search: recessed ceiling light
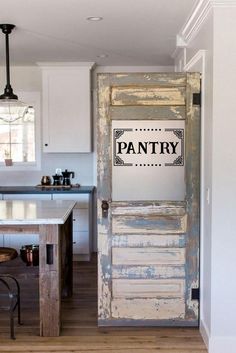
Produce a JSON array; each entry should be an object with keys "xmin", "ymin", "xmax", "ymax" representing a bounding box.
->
[
  {"xmin": 97, "ymin": 54, "xmax": 108, "ymax": 58},
  {"xmin": 87, "ymin": 16, "xmax": 103, "ymax": 21}
]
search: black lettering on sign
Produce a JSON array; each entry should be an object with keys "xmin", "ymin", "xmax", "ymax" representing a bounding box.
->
[{"xmin": 113, "ymin": 127, "xmax": 184, "ymax": 167}]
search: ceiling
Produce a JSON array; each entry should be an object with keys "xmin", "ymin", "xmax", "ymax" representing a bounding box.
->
[{"xmin": 0, "ymin": 0, "xmax": 197, "ymax": 66}]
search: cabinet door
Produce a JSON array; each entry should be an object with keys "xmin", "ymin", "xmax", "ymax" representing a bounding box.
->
[
  {"xmin": 41, "ymin": 66, "xmax": 92, "ymax": 153},
  {"xmin": 3, "ymin": 194, "xmax": 52, "ymax": 200},
  {"xmin": 73, "ymin": 231, "xmax": 89, "ymax": 254},
  {"xmin": 52, "ymin": 193, "xmax": 90, "ymax": 257},
  {"xmin": 73, "ymin": 208, "xmax": 89, "ymax": 232},
  {"xmin": 2, "ymin": 194, "xmax": 51, "ymax": 252}
]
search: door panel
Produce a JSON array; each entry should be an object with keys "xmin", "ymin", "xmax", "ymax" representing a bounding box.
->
[
  {"xmin": 111, "ymin": 120, "xmax": 185, "ymax": 201},
  {"xmin": 111, "ymin": 86, "xmax": 186, "ymax": 106},
  {"xmin": 97, "ymin": 73, "xmax": 200, "ymax": 326}
]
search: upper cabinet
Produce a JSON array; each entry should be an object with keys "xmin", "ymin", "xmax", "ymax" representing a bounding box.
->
[{"xmin": 38, "ymin": 62, "xmax": 95, "ymax": 153}]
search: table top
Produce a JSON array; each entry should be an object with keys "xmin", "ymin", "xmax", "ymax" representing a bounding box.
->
[{"xmin": 0, "ymin": 200, "xmax": 76, "ymax": 225}]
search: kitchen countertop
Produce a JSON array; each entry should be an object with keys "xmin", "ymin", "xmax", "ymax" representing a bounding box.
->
[
  {"xmin": 0, "ymin": 185, "xmax": 95, "ymax": 194},
  {"xmin": 0, "ymin": 199, "xmax": 76, "ymax": 224}
]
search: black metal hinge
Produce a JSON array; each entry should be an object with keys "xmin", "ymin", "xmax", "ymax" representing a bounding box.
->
[
  {"xmin": 191, "ymin": 288, "xmax": 200, "ymax": 300},
  {"xmin": 193, "ymin": 92, "xmax": 201, "ymax": 106}
]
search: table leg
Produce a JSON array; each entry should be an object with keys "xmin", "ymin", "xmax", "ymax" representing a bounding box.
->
[
  {"xmin": 39, "ymin": 224, "xmax": 61, "ymax": 337},
  {"xmin": 61, "ymin": 213, "xmax": 73, "ymax": 298}
]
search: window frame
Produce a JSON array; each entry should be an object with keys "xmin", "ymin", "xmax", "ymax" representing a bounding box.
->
[{"xmin": 0, "ymin": 91, "xmax": 41, "ymax": 171}]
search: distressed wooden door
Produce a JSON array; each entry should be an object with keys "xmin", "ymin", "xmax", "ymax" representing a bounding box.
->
[{"xmin": 97, "ymin": 73, "xmax": 200, "ymax": 326}]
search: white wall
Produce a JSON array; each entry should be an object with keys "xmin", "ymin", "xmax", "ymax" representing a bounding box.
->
[
  {"xmin": 175, "ymin": 3, "xmax": 236, "ymax": 353},
  {"xmin": 0, "ymin": 65, "xmax": 173, "ymax": 187},
  {"xmin": 0, "ymin": 65, "xmax": 173, "ymax": 252},
  {"xmin": 0, "ymin": 66, "xmax": 94, "ymax": 186},
  {"xmin": 209, "ymin": 6, "xmax": 236, "ymax": 351}
]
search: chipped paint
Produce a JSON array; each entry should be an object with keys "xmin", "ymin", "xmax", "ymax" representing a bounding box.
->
[
  {"xmin": 187, "ymin": 280, "xmax": 199, "ymax": 318},
  {"xmin": 112, "ymin": 248, "xmax": 185, "ymax": 266},
  {"xmin": 111, "ymin": 298, "xmax": 185, "ymax": 320},
  {"xmin": 112, "ymin": 279, "xmax": 185, "ymax": 298},
  {"xmin": 112, "ymin": 264, "xmax": 185, "ymax": 279},
  {"xmin": 112, "ymin": 234, "xmax": 186, "ymax": 248},
  {"xmin": 112, "ymin": 214, "xmax": 187, "ymax": 234},
  {"xmin": 97, "ymin": 73, "xmax": 200, "ymax": 325},
  {"xmin": 111, "ymin": 86, "xmax": 185, "ymax": 106}
]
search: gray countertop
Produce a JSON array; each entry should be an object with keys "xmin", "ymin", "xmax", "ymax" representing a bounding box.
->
[{"xmin": 0, "ymin": 185, "xmax": 95, "ymax": 194}]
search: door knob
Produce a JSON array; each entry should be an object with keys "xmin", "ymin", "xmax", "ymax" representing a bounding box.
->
[{"xmin": 101, "ymin": 200, "xmax": 109, "ymax": 218}]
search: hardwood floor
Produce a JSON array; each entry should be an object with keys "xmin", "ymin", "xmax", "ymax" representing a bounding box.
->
[{"xmin": 0, "ymin": 254, "xmax": 207, "ymax": 353}]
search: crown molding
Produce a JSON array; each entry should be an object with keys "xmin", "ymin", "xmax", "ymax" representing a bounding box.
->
[
  {"xmin": 37, "ymin": 62, "xmax": 96, "ymax": 70},
  {"xmin": 175, "ymin": 0, "xmax": 236, "ymax": 51}
]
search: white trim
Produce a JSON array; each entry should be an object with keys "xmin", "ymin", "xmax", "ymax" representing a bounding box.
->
[
  {"xmin": 209, "ymin": 336, "xmax": 236, "ymax": 353},
  {"xmin": 94, "ymin": 66, "xmax": 174, "ymax": 73},
  {"xmin": 0, "ymin": 91, "xmax": 41, "ymax": 171},
  {"xmin": 200, "ymin": 319, "xmax": 210, "ymax": 349},
  {"xmin": 175, "ymin": 0, "xmax": 236, "ymax": 50},
  {"xmin": 37, "ymin": 62, "xmax": 95, "ymax": 70},
  {"xmin": 184, "ymin": 49, "xmax": 206, "ymax": 71}
]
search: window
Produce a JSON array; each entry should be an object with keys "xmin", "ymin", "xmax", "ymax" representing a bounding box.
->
[
  {"xmin": 0, "ymin": 92, "xmax": 41, "ymax": 170},
  {"xmin": 0, "ymin": 106, "xmax": 35, "ymax": 162}
]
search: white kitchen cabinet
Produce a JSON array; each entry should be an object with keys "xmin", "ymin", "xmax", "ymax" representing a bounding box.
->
[
  {"xmin": 3, "ymin": 194, "xmax": 52, "ymax": 200},
  {"xmin": 52, "ymin": 194, "xmax": 92, "ymax": 261},
  {"xmin": 2, "ymin": 194, "xmax": 52, "ymax": 251},
  {"xmin": 39, "ymin": 62, "xmax": 94, "ymax": 153}
]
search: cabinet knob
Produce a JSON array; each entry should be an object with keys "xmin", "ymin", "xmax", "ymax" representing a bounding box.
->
[{"xmin": 44, "ymin": 143, "xmax": 48, "ymax": 147}]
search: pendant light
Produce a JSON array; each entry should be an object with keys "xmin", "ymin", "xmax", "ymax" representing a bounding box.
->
[{"xmin": 0, "ymin": 24, "xmax": 28, "ymax": 123}]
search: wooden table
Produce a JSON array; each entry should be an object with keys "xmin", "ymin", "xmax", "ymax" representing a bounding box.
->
[{"xmin": 0, "ymin": 199, "xmax": 76, "ymax": 337}]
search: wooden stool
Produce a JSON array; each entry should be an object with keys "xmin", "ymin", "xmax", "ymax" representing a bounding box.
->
[{"xmin": 0, "ymin": 247, "xmax": 21, "ymax": 339}]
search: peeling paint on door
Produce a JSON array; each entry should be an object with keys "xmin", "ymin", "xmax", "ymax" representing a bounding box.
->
[{"xmin": 97, "ymin": 73, "xmax": 200, "ymax": 326}]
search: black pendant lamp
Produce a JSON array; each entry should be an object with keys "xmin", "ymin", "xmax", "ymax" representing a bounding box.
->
[{"xmin": 0, "ymin": 24, "xmax": 28, "ymax": 122}]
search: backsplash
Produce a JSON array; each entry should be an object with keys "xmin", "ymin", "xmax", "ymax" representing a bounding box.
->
[{"xmin": 0, "ymin": 153, "xmax": 95, "ymax": 186}]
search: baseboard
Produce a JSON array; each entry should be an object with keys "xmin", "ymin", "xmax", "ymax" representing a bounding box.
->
[
  {"xmin": 200, "ymin": 319, "xmax": 210, "ymax": 349},
  {"xmin": 209, "ymin": 336, "xmax": 236, "ymax": 353}
]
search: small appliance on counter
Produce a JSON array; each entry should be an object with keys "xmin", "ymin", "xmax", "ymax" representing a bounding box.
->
[
  {"xmin": 41, "ymin": 176, "xmax": 52, "ymax": 186},
  {"xmin": 52, "ymin": 174, "xmax": 63, "ymax": 186},
  {"xmin": 61, "ymin": 169, "xmax": 75, "ymax": 186},
  {"xmin": 37, "ymin": 169, "xmax": 78, "ymax": 189}
]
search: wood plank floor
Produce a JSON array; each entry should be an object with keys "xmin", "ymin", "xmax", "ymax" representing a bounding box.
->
[{"xmin": 0, "ymin": 254, "xmax": 207, "ymax": 353}]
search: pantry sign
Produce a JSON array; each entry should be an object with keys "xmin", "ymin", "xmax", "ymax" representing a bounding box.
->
[{"xmin": 113, "ymin": 124, "xmax": 184, "ymax": 167}]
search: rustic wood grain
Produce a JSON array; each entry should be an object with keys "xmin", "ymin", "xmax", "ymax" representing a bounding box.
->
[
  {"xmin": 112, "ymin": 247, "xmax": 185, "ymax": 266},
  {"xmin": 111, "ymin": 201, "xmax": 186, "ymax": 216},
  {"xmin": 97, "ymin": 73, "xmax": 200, "ymax": 325},
  {"xmin": 111, "ymin": 105, "xmax": 186, "ymax": 120},
  {"xmin": 39, "ymin": 224, "xmax": 61, "ymax": 336},
  {"xmin": 112, "ymin": 264, "xmax": 185, "ymax": 279},
  {"xmin": 111, "ymin": 298, "xmax": 185, "ymax": 320},
  {"xmin": 111, "ymin": 86, "xmax": 186, "ymax": 106},
  {"xmin": 97, "ymin": 74, "xmax": 112, "ymax": 321},
  {"xmin": 112, "ymin": 214, "xmax": 187, "ymax": 235},
  {"xmin": 112, "ymin": 278, "xmax": 185, "ymax": 298},
  {"xmin": 0, "ymin": 255, "xmax": 207, "ymax": 353},
  {"xmin": 184, "ymin": 73, "xmax": 201, "ymax": 320},
  {"xmin": 112, "ymin": 233, "xmax": 186, "ymax": 248},
  {"xmin": 0, "ymin": 225, "xmax": 39, "ymax": 234}
]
